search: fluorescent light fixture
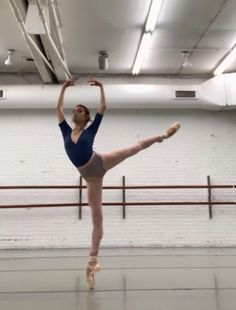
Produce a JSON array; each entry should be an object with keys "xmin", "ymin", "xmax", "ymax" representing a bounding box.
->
[
  {"xmin": 214, "ymin": 46, "xmax": 236, "ymax": 75},
  {"xmin": 132, "ymin": 0, "xmax": 164, "ymax": 75},
  {"xmin": 132, "ymin": 32, "xmax": 152, "ymax": 75},
  {"xmin": 145, "ymin": 0, "xmax": 164, "ymax": 32}
]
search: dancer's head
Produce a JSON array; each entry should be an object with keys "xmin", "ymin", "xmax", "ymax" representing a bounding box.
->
[{"xmin": 72, "ymin": 104, "xmax": 91, "ymax": 127}]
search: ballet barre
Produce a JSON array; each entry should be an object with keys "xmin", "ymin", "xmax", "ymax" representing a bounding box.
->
[{"xmin": 0, "ymin": 175, "xmax": 235, "ymax": 220}]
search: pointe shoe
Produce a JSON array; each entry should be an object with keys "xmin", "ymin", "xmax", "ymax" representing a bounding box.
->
[
  {"xmin": 86, "ymin": 256, "xmax": 101, "ymax": 289},
  {"xmin": 162, "ymin": 122, "xmax": 181, "ymax": 139}
]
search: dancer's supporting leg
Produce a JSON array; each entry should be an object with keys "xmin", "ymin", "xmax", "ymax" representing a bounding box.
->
[
  {"xmin": 85, "ymin": 177, "xmax": 103, "ymax": 289},
  {"xmin": 101, "ymin": 122, "xmax": 180, "ymax": 171}
]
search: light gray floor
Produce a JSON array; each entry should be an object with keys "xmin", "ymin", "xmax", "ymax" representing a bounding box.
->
[{"xmin": 0, "ymin": 247, "xmax": 236, "ymax": 310}]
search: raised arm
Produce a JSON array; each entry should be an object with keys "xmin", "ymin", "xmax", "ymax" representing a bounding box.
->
[
  {"xmin": 56, "ymin": 78, "xmax": 75, "ymax": 123},
  {"xmin": 88, "ymin": 77, "xmax": 107, "ymax": 114}
]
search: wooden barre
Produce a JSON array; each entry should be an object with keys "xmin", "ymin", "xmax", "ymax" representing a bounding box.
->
[
  {"xmin": 0, "ymin": 176, "xmax": 235, "ymax": 218},
  {"xmin": 0, "ymin": 185, "xmax": 236, "ymax": 189},
  {"xmin": 0, "ymin": 201, "xmax": 235, "ymax": 209}
]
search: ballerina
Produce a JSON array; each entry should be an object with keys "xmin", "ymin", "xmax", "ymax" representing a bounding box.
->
[{"xmin": 56, "ymin": 77, "xmax": 180, "ymax": 289}]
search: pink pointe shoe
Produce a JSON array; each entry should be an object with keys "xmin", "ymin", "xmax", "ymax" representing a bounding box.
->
[
  {"xmin": 162, "ymin": 122, "xmax": 181, "ymax": 139},
  {"xmin": 86, "ymin": 256, "xmax": 101, "ymax": 289}
]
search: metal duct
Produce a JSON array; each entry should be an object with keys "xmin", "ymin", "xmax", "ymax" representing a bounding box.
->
[{"xmin": 0, "ymin": 74, "xmax": 236, "ymax": 110}]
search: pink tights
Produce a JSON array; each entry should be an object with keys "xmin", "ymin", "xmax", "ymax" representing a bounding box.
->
[{"xmin": 85, "ymin": 134, "xmax": 163, "ymax": 256}]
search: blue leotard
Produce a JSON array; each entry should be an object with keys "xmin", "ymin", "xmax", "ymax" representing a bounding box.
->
[{"xmin": 59, "ymin": 112, "xmax": 103, "ymax": 167}]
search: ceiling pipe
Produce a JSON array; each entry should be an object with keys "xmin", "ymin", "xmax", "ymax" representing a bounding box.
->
[
  {"xmin": 49, "ymin": 0, "xmax": 68, "ymax": 66},
  {"xmin": 35, "ymin": 0, "xmax": 71, "ymax": 79},
  {"xmin": 1, "ymin": 75, "xmax": 236, "ymax": 110},
  {"xmin": 8, "ymin": 0, "xmax": 56, "ymax": 75}
]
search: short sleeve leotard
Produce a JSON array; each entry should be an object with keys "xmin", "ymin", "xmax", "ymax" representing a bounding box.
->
[{"xmin": 59, "ymin": 112, "xmax": 103, "ymax": 167}]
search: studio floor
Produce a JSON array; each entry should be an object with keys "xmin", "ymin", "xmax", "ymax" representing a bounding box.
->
[{"xmin": 0, "ymin": 247, "xmax": 236, "ymax": 310}]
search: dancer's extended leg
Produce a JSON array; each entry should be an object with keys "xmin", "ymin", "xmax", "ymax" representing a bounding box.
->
[
  {"xmin": 101, "ymin": 122, "xmax": 180, "ymax": 171},
  {"xmin": 85, "ymin": 177, "xmax": 103, "ymax": 288},
  {"xmin": 101, "ymin": 136, "xmax": 161, "ymax": 171}
]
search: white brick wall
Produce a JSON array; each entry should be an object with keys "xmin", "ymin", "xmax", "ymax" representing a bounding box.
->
[{"xmin": 0, "ymin": 108, "xmax": 236, "ymax": 249}]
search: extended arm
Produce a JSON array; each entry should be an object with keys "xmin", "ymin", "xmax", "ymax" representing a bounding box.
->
[
  {"xmin": 88, "ymin": 77, "xmax": 107, "ymax": 114},
  {"xmin": 56, "ymin": 79, "xmax": 75, "ymax": 123}
]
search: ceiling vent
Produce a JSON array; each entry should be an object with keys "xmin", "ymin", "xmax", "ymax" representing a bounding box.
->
[
  {"xmin": 0, "ymin": 90, "xmax": 6, "ymax": 99},
  {"xmin": 174, "ymin": 90, "xmax": 197, "ymax": 99}
]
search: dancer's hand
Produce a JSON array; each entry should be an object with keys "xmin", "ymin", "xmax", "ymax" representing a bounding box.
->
[
  {"xmin": 62, "ymin": 76, "xmax": 76, "ymax": 89},
  {"xmin": 88, "ymin": 77, "xmax": 103, "ymax": 87}
]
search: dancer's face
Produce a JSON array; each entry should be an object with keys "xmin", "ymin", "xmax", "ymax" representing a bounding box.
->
[{"xmin": 72, "ymin": 105, "xmax": 90, "ymax": 125}]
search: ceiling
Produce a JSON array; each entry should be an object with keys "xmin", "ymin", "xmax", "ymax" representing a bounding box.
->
[{"xmin": 0, "ymin": 0, "xmax": 236, "ymax": 85}]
